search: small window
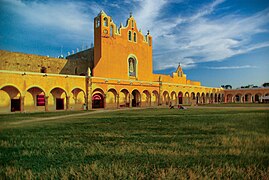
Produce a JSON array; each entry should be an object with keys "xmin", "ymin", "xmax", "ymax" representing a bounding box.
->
[
  {"xmin": 134, "ymin": 32, "xmax": 137, "ymax": 42},
  {"xmin": 132, "ymin": 20, "xmax": 134, "ymax": 28},
  {"xmin": 178, "ymin": 71, "xmax": 182, "ymax": 77},
  {"xmin": 103, "ymin": 17, "xmax": 108, "ymax": 27},
  {"xmin": 96, "ymin": 18, "xmax": 100, "ymax": 27},
  {"xmin": 37, "ymin": 95, "xmax": 45, "ymax": 106},
  {"xmin": 41, "ymin": 67, "xmax": 47, "ymax": 73},
  {"xmin": 128, "ymin": 31, "xmax": 132, "ymax": 41}
]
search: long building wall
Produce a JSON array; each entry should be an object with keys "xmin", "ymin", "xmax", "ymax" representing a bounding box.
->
[
  {"xmin": 0, "ymin": 70, "xmax": 87, "ymax": 113},
  {"xmin": 0, "ymin": 50, "xmax": 90, "ymax": 75},
  {"xmin": 0, "ymin": 70, "xmax": 224, "ymax": 113},
  {"xmin": 224, "ymin": 88, "xmax": 269, "ymax": 103}
]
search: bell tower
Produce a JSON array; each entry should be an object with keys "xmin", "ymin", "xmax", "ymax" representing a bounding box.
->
[
  {"xmin": 93, "ymin": 10, "xmax": 110, "ymax": 75},
  {"xmin": 93, "ymin": 10, "xmax": 153, "ymax": 80}
]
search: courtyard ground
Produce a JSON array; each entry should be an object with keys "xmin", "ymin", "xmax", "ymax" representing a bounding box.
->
[{"xmin": 0, "ymin": 106, "xmax": 268, "ymax": 179}]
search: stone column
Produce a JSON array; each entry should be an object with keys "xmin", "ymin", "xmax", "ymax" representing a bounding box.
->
[
  {"xmin": 104, "ymin": 94, "xmax": 107, "ymax": 109},
  {"xmin": 129, "ymin": 94, "xmax": 131, "ymax": 107},
  {"xmin": 159, "ymin": 80, "xmax": 163, "ymax": 106},
  {"xmin": 20, "ymin": 96, "xmax": 25, "ymax": 112},
  {"xmin": 66, "ymin": 96, "xmax": 70, "ymax": 110},
  {"xmin": 86, "ymin": 76, "xmax": 92, "ymax": 110},
  {"xmin": 45, "ymin": 96, "xmax": 49, "ymax": 112},
  {"xmin": 116, "ymin": 94, "xmax": 119, "ymax": 108}
]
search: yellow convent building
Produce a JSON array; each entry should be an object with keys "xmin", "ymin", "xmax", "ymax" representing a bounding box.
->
[{"xmin": 0, "ymin": 11, "xmax": 224, "ymax": 113}]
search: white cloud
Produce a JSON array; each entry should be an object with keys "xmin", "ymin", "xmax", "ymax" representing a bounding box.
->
[
  {"xmin": 2, "ymin": 0, "xmax": 100, "ymax": 44},
  {"xmin": 2, "ymin": 0, "xmax": 269, "ymax": 70},
  {"xmin": 130, "ymin": 0, "xmax": 269, "ymax": 70},
  {"xmin": 206, "ymin": 65, "xmax": 258, "ymax": 70}
]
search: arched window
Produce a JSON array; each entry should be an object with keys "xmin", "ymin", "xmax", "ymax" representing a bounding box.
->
[
  {"xmin": 128, "ymin": 57, "xmax": 136, "ymax": 77},
  {"xmin": 134, "ymin": 32, "xmax": 137, "ymax": 42},
  {"xmin": 96, "ymin": 18, "xmax": 100, "ymax": 28},
  {"xmin": 110, "ymin": 26, "xmax": 113, "ymax": 37},
  {"xmin": 103, "ymin": 17, "xmax": 108, "ymax": 27},
  {"xmin": 132, "ymin": 20, "xmax": 134, "ymax": 28},
  {"xmin": 128, "ymin": 31, "xmax": 132, "ymax": 41}
]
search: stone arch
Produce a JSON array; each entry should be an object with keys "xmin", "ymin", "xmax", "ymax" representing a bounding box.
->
[
  {"xmin": 235, "ymin": 93, "xmax": 242, "ymax": 103},
  {"xmin": 0, "ymin": 85, "xmax": 21, "ymax": 112},
  {"xmin": 92, "ymin": 88, "xmax": 105, "ymax": 108},
  {"xmin": 190, "ymin": 92, "xmax": 196, "ymax": 105},
  {"xmin": 221, "ymin": 94, "xmax": 225, "ymax": 102},
  {"xmin": 205, "ymin": 93, "xmax": 209, "ymax": 104},
  {"xmin": 49, "ymin": 87, "xmax": 67, "ymax": 111},
  {"xmin": 244, "ymin": 93, "xmax": 252, "ymax": 103},
  {"xmin": 131, "ymin": 89, "xmax": 141, "ymax": 107},
  {"xmin": 71, "ymin": 88, "xmax": 86, "ymax": 110},
  {"xmin": 254, "ymin": 93, "xmax": 262, "ymax": 103},
  {"xmin": 163, "ymin": 91, "xmax": 170, "ymax": 106},
  {"xmin": 196, "ymin": 92, "xmax": 200, "ymax": 104},
  {"xmin": 210, "ymin": 93, "xmax": 214, "ymax": 103},
  {"xmin": 184, "ymin": 92, "xmax": 190, "ymax": 105},
  {"xmin": 263, "ymin": 93, "xmax": 269, "ymax": 103},
  {"xmin": 25, "ymin": 86, "xmax": 46, "ymax": 112},
  {"xmin": 152, "ymin": 90, "xmax": 159, "ymax": 106},
  {"xmin": 191, "ymin": 92, "xmax": 195, "ymax": 100},
  {"xmin": 119, "ymin": 89, "xmax": 130, "ymax": 107},
  {"xmin": 217, "ymin": 94, "xmax": 221, "ymax": 103},
  {"xmin": 214, "ymin": 93, "xmax": 218, "ymax": 103},
  {"xmin": 170, "ymin": 91, "xmax": 177, "ymax": 105},
  {"xmin": 178, "ymin": 91, "xmax": 183, "ymax": 105},
  {"xmin": 201, "ymin": 93, "xmax": 205, "ymax": 104},
  {"xmin": 48, "ymin": 86, "xmax": 69, "ymax": 97},
  {"xmin": 226, "ymin": 94, "xmax": 233, "ymax": 103},
  {"xmin": 142, "ymin": 90, "xmax": 151, "ymax": 107},
  {"xmin": 106, "ymin": 88, "xmax": 118, "ymax": 109}
]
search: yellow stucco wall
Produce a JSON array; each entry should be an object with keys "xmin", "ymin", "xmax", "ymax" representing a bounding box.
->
[
  {"xmin": 0, "ymin": 50, "xmax": 89, "ymax": 75},
  {"xmin": 0, "ymin": 71, "xmax": 86, "ymax": 113},
  {"xmin": 93, "ymin": 12, "xmax": 153, "ymax": 81}
]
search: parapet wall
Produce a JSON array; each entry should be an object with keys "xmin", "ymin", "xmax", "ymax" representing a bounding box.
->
[
  {"xmin": 152, "ymin": 74, "xmax": 201, "ymax": 86},
  {"xmin": 0, "ymin": 50, "xmax": 90, "ymax": 75}
]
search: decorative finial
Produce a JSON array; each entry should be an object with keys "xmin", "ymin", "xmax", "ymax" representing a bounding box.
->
[
  {"xmin": 179, "ymin": 62, "xmax": 181, "ymax": 66},
  {"xmin": 130, "ymin": 11, "xmax": 133, "ymax": 17},
  {"xmin": 147, "ymin": 30, "xmax": 150, "ymax": 35}
]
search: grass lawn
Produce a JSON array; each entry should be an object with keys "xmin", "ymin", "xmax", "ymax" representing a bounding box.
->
[
  {"xmin": 0, "ymin": 108, "xmax": 268, "ymax": 179},
  {"xmin": 199, "ymin": 103, "xmax": 269, "ymax": 107}
]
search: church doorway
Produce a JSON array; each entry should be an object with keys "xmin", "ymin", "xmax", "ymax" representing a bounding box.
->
[
  {"xmin": 178, "ymin": 92, "xmax": 183, "ymax": 104},
  {"xmin": 11, "ymin": 99, "xmax": 20, "ymax": 112},
  {"xmin": 92, "ymin": 93, "xmax": 104, "ymax": 108},
  {"xmin": 56, "ymin": 98, "xmax": 64, "ymax": 110},
  {"xmin": 131, "ymin": 90, "xmax": 140, "ymax": 107}
]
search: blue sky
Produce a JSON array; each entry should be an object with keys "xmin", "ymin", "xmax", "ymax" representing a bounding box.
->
[{"xmin": 0, "ymin": 0, "xmax": 269, "ymax": 88}]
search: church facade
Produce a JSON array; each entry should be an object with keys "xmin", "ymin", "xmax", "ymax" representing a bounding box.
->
[{"xmin": 0, "ymin": 11, "xmax": 224, "ymax": 113}]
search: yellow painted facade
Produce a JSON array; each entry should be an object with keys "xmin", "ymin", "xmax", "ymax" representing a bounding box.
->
[{"xmin": 0, "ymin": 11, "xmax": 226, "ymax": 113}]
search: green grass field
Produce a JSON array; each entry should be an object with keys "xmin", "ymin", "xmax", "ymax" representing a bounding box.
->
[
  {"xmin": 199, "ymin": 103, "xmax": 269, "ymax": 107},
  {"xmin": 0, "ymin": 108, "xmax": 268, "ymax": 179}
]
